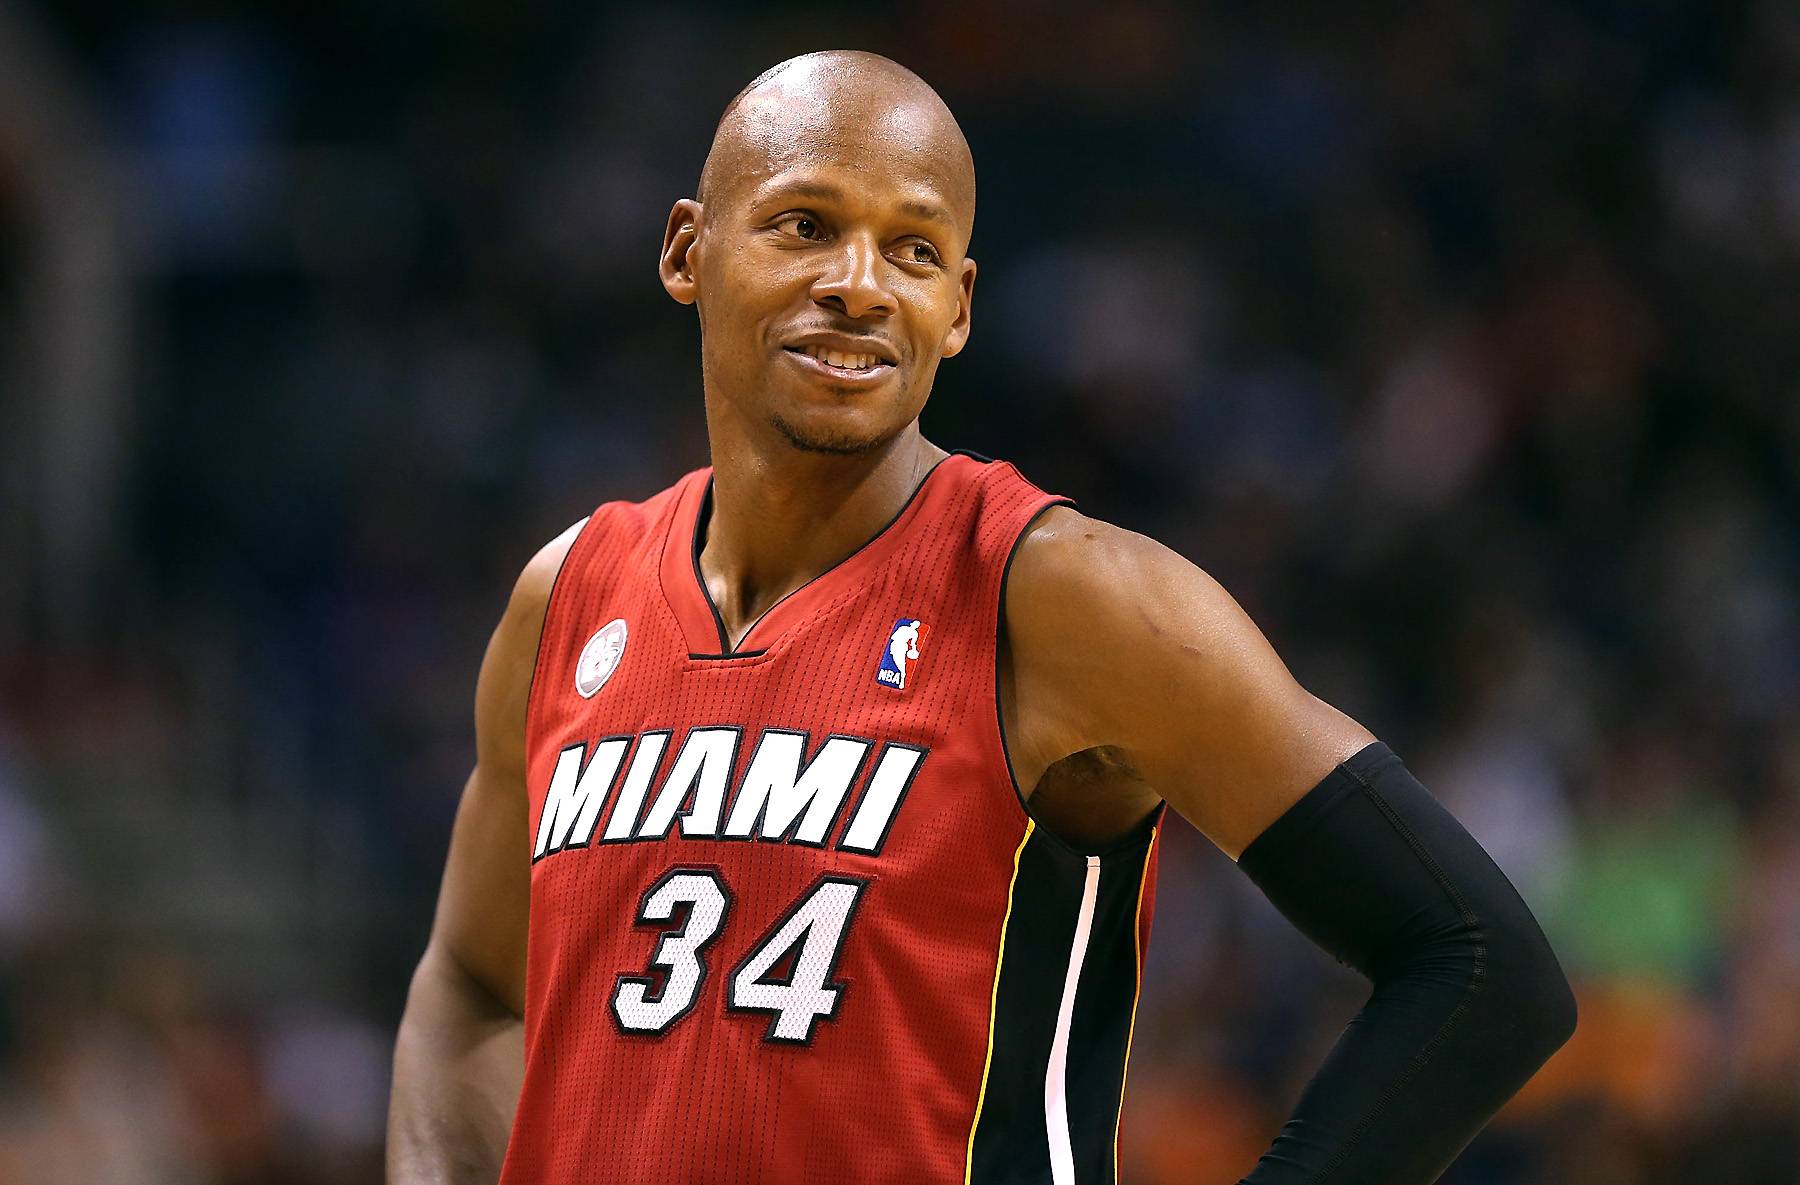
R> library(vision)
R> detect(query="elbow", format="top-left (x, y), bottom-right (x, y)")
top-left (1538, 956), bottom-right (1578, 1054)
top-left (1519, 915), bottom-right (1578, 1058)
top-left (1489, 920), bottom-right (1578, 1070)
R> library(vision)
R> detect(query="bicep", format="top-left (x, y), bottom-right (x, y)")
top-left (428, 760), bottom-right (530, 1018)
top-left (423, 519), bottom-right (584, 1017)
top-left (1125, 557), bottom-right (1372, 858)
top-left (1012, 516), bottom-right (1373, 858)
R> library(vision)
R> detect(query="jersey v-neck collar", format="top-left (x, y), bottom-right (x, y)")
top-left (659, 453), bottom-right (967, 660)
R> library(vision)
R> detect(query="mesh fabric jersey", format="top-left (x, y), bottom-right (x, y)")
top-left (501, 452), bottom-right (1161, 1185)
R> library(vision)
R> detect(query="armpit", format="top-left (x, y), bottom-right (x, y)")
top-left (1026, 745), bottom-right (1162, 851)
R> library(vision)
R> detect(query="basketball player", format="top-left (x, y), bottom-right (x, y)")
top-left (388, 52), bottom-right (1575, 1185)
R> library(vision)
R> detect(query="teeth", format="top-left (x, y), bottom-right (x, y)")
top-left (802, 345), bottom-right (880, 371)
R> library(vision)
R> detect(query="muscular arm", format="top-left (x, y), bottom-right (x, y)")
top-left (387, 520), bottom-right (584, 1185)
top-left (1003, 507), bottom-right (1575, 1184)
top-left (1001, 507), bottom-right (1372, 852)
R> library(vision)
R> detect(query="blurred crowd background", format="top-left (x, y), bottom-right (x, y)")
top-left (2, 1), bottom-right (1797, 1182)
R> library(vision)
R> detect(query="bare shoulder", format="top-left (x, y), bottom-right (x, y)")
top-left (476, 517), bottom-right (590, 763)
top-left (423, 518), bottom-right (588, 1021)
top-left (1001, 505), bottom-right (1253, 772)
top-left (1003, 505), bottom-right (1372, 857)
top-left (1007, 505), bottom-right (1233, 631)
top-left (508, 517), bottom-right (590, 632)
top-left (1004, 505), bottom-right (1253, 690)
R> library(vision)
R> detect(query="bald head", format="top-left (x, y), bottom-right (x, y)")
top-left (659, 51), bottom-right (982, 458)
top-left (697, 51), bottom-right (975, 233)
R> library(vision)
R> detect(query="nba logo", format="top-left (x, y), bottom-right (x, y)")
top-left (876, 618), bottom-right (928, 690)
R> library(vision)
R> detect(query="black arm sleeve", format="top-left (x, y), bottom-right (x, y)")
top-left (1234, 742), bottom-right (1577, 1185)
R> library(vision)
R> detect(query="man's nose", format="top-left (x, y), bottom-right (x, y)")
top-left (810, 234), bottom-right (897, 320)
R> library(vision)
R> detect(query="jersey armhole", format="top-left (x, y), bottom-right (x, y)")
top-left (992, 497), bottom-right (1070, 823)
top-left (992, 495), bottom-right (1166, 861)
top-left (521, 510), bottom-right (605, 756)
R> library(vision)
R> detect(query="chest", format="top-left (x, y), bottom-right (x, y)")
top-left (526, 565), bottom-right (1014, 869)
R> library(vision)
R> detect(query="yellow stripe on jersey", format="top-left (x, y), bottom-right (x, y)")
top-left (964, 818), bottom-right (1036, 1185)
top-left (1113, 826), bottom-right (1158, 1183)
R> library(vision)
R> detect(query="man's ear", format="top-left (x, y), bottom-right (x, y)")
top-left (660, 198), bottom-right (704, 305)
top-left (941, 256), bottom-right (977, 357)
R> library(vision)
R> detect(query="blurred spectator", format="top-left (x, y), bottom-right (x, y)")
top-left (2, 2), bottom-right (1795, 1182)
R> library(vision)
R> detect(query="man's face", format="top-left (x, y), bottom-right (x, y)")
top-left (663, 95), bottom-right (976, 456)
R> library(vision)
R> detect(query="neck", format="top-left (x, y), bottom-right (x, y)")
top-left (699, 416), bottom-right (948, 651)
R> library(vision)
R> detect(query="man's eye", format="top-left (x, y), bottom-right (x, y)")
top-left (777, 216), bottom-right (824, 240)
top-left (901, 241), bottom-right (941, 265)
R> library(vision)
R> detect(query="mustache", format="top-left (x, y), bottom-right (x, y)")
top-left (781, 325), bottom-right (903, 357)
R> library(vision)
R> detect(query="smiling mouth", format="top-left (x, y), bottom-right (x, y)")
top-left (783, 345), bottom-right (896, 379)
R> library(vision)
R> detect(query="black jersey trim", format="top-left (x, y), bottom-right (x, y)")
top-left (1110, 832), bottom-right (1157, 1180)
top-left (966, 826), bottom-right (1077, 1182)
top-left (965, 827), bottom-right (1157, 1185)
top-left (686, 453), bottom-right (957, 658)
top-left (522, 512), bottom-right (596, 752)
top-left (1063, 834), bottom-right (1158, 1180)
top-left (688, 483), bottom-right (735, 655)
top-left (962, 819), bottom-right (1035, 1182)
top-left (993, 498), bottom-right (1170, 862)
top-left (993, 498), bottom-right (1075, 818)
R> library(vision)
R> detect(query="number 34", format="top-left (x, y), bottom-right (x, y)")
top-left (611, 869), bottom-right (867, 1045)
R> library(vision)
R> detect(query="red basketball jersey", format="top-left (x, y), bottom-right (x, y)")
top-left (500, 452), bottom-right (1162, 1185)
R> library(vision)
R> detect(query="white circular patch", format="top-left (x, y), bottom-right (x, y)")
top-left (574, 618), bottom-right (629, 698)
